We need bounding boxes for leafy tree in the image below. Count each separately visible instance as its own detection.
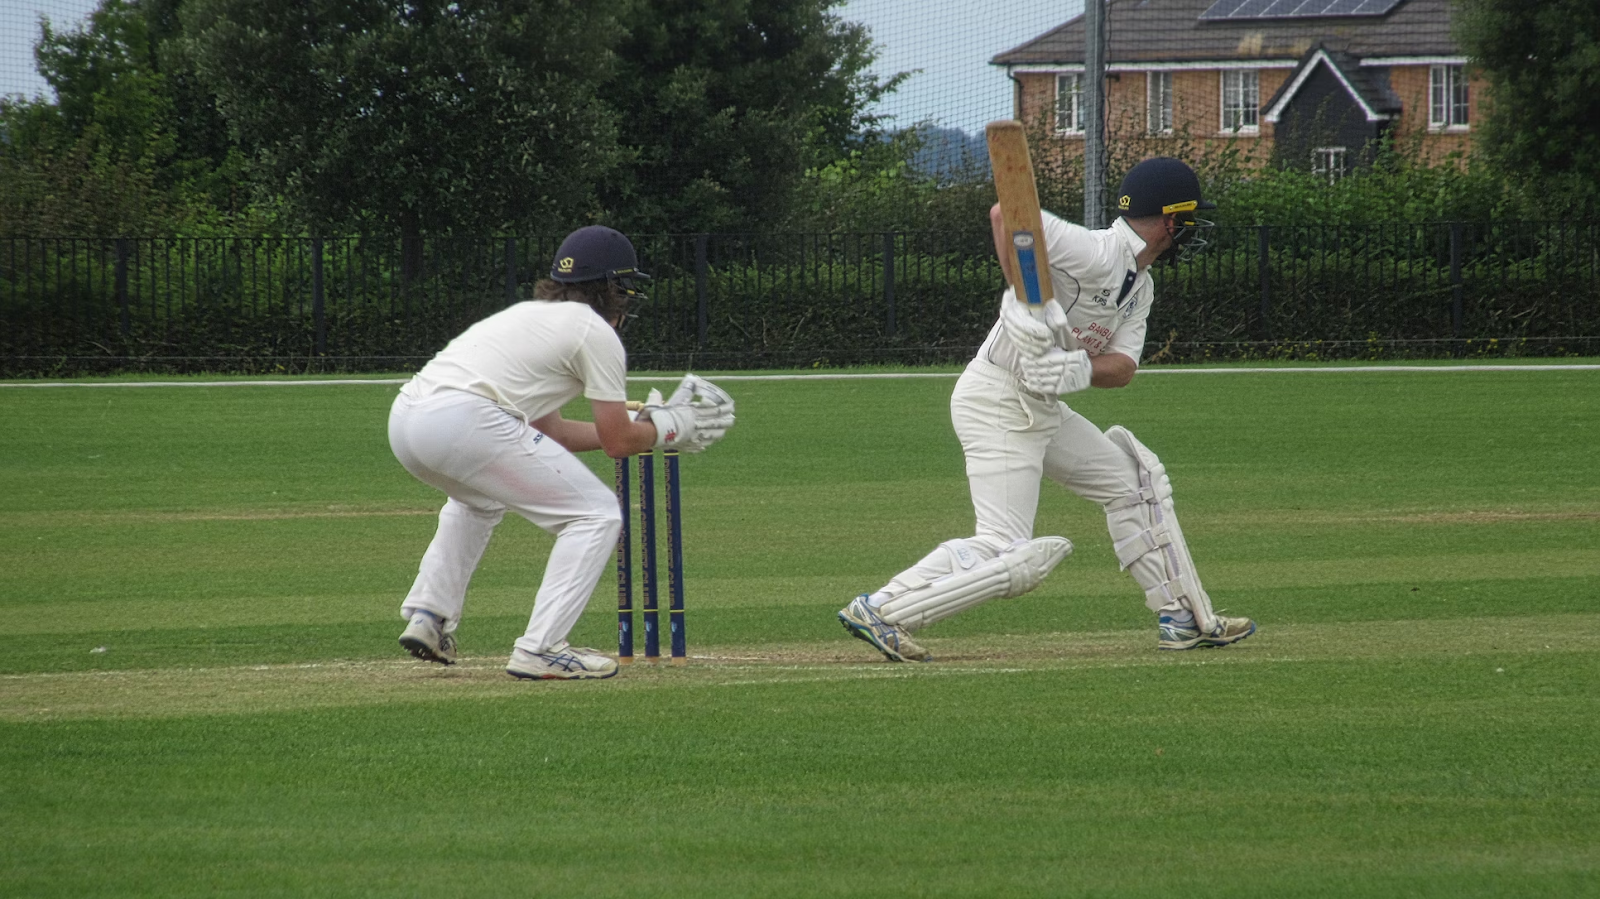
[0,0,189,234]
[181,0,629,239]
[1453,0,1600,213]
[32,0,173,164]
[785,128,995,234]
[600,0,897,233]
[138,0,247,213]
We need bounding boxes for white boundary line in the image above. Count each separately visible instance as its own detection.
[0,379,413,388]
[0,364,1597,388]
[1131,364,1600,374]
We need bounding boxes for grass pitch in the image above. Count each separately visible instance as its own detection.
[1,365,1598,897]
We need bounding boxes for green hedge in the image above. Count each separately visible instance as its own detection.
[3,224,1597,375]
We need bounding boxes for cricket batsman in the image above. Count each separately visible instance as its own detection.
[838,157,1256,661]
[388,226,735,679]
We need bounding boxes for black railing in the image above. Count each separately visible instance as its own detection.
[2,223,1597,375]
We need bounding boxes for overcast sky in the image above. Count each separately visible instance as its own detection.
[840,0,1082,134]
[1,0,1082,135]
[0,0,98,99]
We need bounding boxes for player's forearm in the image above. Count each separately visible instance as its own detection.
[589,401,664,458]
[530,412,602,452]
[1090,352,1137,388]
[603,421,660,458]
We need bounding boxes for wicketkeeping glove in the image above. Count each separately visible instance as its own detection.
[687,376,735,447]
[1020,348,1092,396]
[643,403,702,451]
[999,297,1070,358]
[643,375,736,453]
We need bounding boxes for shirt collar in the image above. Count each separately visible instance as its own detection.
[1109,216,1148,264]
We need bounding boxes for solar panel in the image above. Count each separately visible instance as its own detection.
[1199,0,1405,20]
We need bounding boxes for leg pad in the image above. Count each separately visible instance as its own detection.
[877,536,1073,630]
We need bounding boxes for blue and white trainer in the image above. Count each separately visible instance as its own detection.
[506,642,619,680]
[399,610,457,665]
[1158,613,1256,651]
[838,595,931,662]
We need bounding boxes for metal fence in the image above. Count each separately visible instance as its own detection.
[2,222,1597,375]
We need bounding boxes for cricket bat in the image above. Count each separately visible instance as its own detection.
[985,120,1053,307]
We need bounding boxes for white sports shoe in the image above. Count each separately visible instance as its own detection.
[399,611,457,665]
[1158,612,1256,650]
[506,642,619,680]
[838,595,931,662]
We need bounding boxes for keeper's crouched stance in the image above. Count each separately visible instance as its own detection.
[388,226,735,680]
[839,158,1255,661]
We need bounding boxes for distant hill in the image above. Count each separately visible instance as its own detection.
[905,126,990,181]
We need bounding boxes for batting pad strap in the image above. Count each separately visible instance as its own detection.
[877,536,1072,631]
[879,563,1010,630]
[898,572,931,591]
[1104,484,1165,512]
[1113,524,1173,570]
[1143,573,1201,608]
[895,539,980,592]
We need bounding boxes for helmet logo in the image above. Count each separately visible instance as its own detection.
[1161,200,1199,214]
[557,256,575,273]
[1118,195,1131,210]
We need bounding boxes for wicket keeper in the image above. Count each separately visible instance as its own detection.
[388,226,735,679]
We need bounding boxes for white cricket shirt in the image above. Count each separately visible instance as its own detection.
[979,211,1156,374]
[402,300,628,422]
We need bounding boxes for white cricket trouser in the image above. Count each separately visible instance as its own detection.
[388,389,621,655]
[878,358,1175,614]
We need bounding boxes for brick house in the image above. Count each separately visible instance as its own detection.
[989,0,1483,178]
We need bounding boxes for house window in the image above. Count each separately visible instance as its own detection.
[1430,64,1469,128]
[1148,71,1173,134]
[1312,146,1347,184]
[1221,69,1259,132]
[1056,73,1084,134]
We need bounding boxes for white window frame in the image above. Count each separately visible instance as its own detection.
[1221,69,1260,134]
[1312,146,1348,184]
[1147,71,1173,135]
[1056,73,1084,134]
[1429,64,1470,130]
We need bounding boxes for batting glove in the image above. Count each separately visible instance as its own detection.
[1000,297,1069,358]
[1020,348,1092,396]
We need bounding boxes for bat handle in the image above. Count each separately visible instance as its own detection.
[1012,232,1046,306]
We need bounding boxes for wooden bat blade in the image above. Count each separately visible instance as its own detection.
[985,120,1053,306]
